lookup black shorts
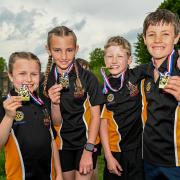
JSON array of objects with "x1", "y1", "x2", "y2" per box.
[
  {"x1": 59, "y1": 148, "x2": 98, "y2": 172},
  {"x1": 104, "y1": 147, "x2": 144, "y2": 180}
]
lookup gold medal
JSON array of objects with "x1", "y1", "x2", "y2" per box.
[
  {"x1": 15, "y1": 111, "x2": 24, "y2": 121},
  {"x1": 59, "y1": 73, "x2": 69, "y2": 89},
  {"x1": 107, "y1": 94, "x2": 114, "y2": 102},
  {"x1": 159, "y1": 75, "x2": 169, "y2": 89},
  {"x1": 18, "y1": 85, "x2": 30, "y2": 101}
]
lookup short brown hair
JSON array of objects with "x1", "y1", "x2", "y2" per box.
[
  {"x1": 104, "y1": 36, "x2": 131, "y2": 57},
  {"x1": 143, "y1": 9, "x2": 180, "y2": 36}
]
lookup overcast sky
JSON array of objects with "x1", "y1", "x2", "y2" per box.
[{"x1": 0, "y1": 0, "x2": 164, "y2": 70}]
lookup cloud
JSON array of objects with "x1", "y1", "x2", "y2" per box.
[{"x1": 0, "y1": 7, "x2": 43, "y2": 40}]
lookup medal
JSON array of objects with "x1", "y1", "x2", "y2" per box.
[
  {"x1": 54, "y1": 64, "x2": 73, "y2": 89},
  {"x1": 59, "y1": 73, "x2": 69, "y2": 89},
  {"x1": 18, "y1": 85, "x2": 30, "y2": 101},
  {"x1": 152, "y1": 50, "x2": 174, "y2": 89},
  {"x1": 159, "y1": 74, "x2": 169, "y2": 89}
]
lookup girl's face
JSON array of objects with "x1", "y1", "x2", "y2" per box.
[
  {"x1": 104, "y1": 46, "x2": 132, "y2": 77},
  {"x1": 9, "y1": 58, "x2": 40, "y2": 93},
  {"x1": 48, "y1": 34, "x2": 79, "y2": 73}
]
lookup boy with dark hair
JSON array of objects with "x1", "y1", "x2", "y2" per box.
[{"x1": 142, "y1": 9, "x2": 180, "y2": 179}]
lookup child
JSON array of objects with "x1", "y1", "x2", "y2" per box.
[
  {"x1": 0, "y1": 52, "x2": 63, "y2": 180},
  {"x1": 100, "y1": 36, "x2": 146, "y2": 180},
  {"x1": 43, "y1": 26, "x2": 104, "y2": 180},
  {"x1": 142, "y1": 9, "x2": 180, "y2": 179}
]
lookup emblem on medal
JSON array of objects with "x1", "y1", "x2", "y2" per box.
[
  {"x1": 18, "y1": 85, "x2": 30, "y2": 101},
  {"x1": 15, "y1": 111, "x2": 24, "y2": 121},
  {"x1": 59, "y1": 73, "x2": 69, "y2": 89},
  {"x1": 159, "y1": 74, "x2": 169, "y2": 89},
  {"x1": 107, "y1": 94, "x2": 114, "y2": 102}
]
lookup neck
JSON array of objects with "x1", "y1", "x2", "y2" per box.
[{"x1": 153, "y1": 57, "x2": 167, "y2": 69}]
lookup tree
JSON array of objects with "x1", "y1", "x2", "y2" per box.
[
  {"x1": 134, "y1": 0, "x2": 180, "y2": 64},
  {"x1": 0, "y1": 57, "x2": 7, "y2": 72},
  {"x1": 89, "y1": 48, "x2": 104, "y2": 83}
]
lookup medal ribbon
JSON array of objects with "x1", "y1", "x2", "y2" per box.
[
  {"x1": 29, "y1": 92, "x2": 44, "y2": 106},
  {"x1": 101, "y1": 67, "x2": 125, "y2": 94},
  {"x1": 152, "y1": 49, "x2": 175, "y2": 76},
  {"x1": 54, "y1": 63, "x2": 74, "y2": 82}
]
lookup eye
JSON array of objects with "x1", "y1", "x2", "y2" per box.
[
  {"x1": 53, "y1": 48, "x2": 61, "y2": 52},
  {"x1": 67, "y1": 48, "x2": 74, "y2": 52}
]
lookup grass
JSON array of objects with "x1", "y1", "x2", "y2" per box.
[
  {"x1": 0, "y1": 149, "x2": 5, "y2": 180},
  {"x1": 0, "y1": 149, "x2": 105, "y2": 180}
]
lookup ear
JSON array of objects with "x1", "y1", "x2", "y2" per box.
[
  {"x1": 128, "y1": 56, "x2": 132, "y2": 65},
  {"x1": 174, "y1": 33, "x2": 180, "y2": 45},
  {"x1": 45, "y1": 45, "x2": 51, "y2": 56}
]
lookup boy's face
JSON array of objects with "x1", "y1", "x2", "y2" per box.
[
  {"x1": 47, "y1": 34, "x2": 79, "y2": 74},
  {"x1": 9, "y1": 59, "x2": 40, "y2": 93},
  {"x1": 144, "y1": 22, "x2": 179, "y2": 62},
  {"x1": 104, "y1": 46, "x2": 131, "y2": 77}
]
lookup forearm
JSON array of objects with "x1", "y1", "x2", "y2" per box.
[
  {"x1": 51, "y1": 103, "x2": 62, "y2": 126},
  {"x1": 0, "y1": 114, "x2": 13, "y2": 149},
  {"x1": 100, "y1": 119, "x2": 113, "y2": 159},
  {"x1": 87, "y1": 105, "x2": 100, "y2": 144}
]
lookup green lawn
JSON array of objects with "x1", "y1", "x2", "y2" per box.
[{"x1": 0, "y1": 150, "x2": 5, "y2": 180}]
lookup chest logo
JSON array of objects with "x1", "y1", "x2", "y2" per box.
[
  {"x1": 146, "y1": 82, "x2": 151, "y2": 92},
  {"x1": 126, "y1": 81, "x2": 139, "y2": 97},
  {"x1": 15, "y1": 111, "x2": 24, "y2": 121},
  {"x1": 107, "y1": 93, "x2": 114, "y2": 102}
]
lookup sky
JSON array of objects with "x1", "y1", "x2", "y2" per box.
[{"x1": 0, "y1": 0, "x2": 165, "y2": 70}]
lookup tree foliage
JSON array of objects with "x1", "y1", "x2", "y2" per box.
[
  {"x1": 0, "y1": 57, "x2": 7, "y2": 72},
  {"x1": 134, "y1": 0, "x2": 180, "y2": 64},
  {"x1": 89, "y1": 48, "x2": 104, "y2": 83}
]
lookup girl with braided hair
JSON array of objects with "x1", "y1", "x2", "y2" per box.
[{"x1": 43, "y1": 26, "x2": 104, "y2": 180}]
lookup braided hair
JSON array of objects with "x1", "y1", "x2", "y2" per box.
[{"x1": 43, "y1": 26, "x2": 84, "y2": 98}]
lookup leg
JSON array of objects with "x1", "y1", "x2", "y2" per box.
[
  {"x1": 75, "y1": 170, "x2": 93, "y2": 180},
  {"x1": 63, "y1": 170, "x2": 76, "y2": 180}
]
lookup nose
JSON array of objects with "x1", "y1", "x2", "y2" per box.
[
  {"x1": 112, "y1": 56, "x2": 118, "y2": 63},
  {"x1": 154, "y1": 34, "x2": 162, "y2": 43},
  {"x1": 61, "y1": 51, "x2": 67, "y2": 60},
  {"x1": 27, "y1": 74, "x2": 32, "y2": 82}
]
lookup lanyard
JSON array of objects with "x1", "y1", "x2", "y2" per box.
[
  {"x1": 152, "y1": 49, "x2": 175, "y2": 76},
  {"x1": 101, "y1": 67, "x2": 125, "y2": 94},
  {"x1": 54, "y1": 63, "x2": 74, "y2": 82}
]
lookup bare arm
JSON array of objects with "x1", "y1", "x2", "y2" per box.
[
  {"x1": 0, "y1": 96, "x2": 22, "y2": 149},
  {"x1": 52, "y1": 140, "x2": 63, "y2": 180},
  {"x1": 48, "y1": 84, "x2": 62, "y2": 125},
  {"x1": 100, "y1": 118, "x2": 122, "y2": 176},
  {"x1": 79, "y1": 105, "x2": 101, "y2": 175}
]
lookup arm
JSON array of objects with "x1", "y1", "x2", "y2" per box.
[
  {"x1": 48, "y1": 84, "x2": 63, "y2": 125},
  {"x1": 0, "y1": 96, "x2": 22, "y2": 149},
  {"x1": 79, "y1": 105, "x2": 100, "y2": 175},
  {"x1": 52, "y1": 140, "x2": 63, "y2": 180},
  {"x1": 100, "y1": 118, "x2": 122, "y2": 176}
]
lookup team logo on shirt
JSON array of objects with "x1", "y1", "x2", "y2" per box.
[
  {"x1": 146, "y1": 82, "x2": 151, "y2": 92},
  {"x1": 15, "y1": 111, "x2": 24, "y2": 121},
  {"x1": 126, "y1": 81, "x2": 139, "y2": 97},
  {"x1": 107, "y1": 93, "x2": 114, "y2": 102}
]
